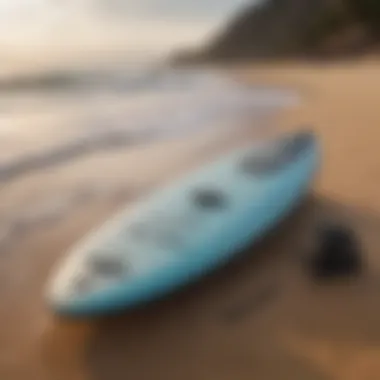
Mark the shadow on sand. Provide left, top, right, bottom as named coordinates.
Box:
left=39, top=194, right=380, bottom=380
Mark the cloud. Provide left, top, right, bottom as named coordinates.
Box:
left=94, top=0, right=251, bottom=21
left=0, top=0, right=252, bottom=64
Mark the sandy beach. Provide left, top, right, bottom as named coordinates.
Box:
left=1, top=59, right=380, bottom=380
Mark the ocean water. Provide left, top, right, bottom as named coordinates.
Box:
left=0, top=64, right=300, bottom=164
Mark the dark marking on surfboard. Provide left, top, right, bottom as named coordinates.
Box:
left=89, top=256, right=127, bottom=278
left=222, top=284, right=280, bottom=324
left=192, top=188, right=227, bottom=210
left=282, top=130, right=314, bottom=159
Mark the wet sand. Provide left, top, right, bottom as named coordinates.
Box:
left=2, top=60, right=380, bottom=380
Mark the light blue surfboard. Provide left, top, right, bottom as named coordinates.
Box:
left=46, top=130, right=320, bottom=317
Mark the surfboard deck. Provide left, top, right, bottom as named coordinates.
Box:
left=46, top=129, right=320, bottom=316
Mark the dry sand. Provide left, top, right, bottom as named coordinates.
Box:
left=2, top=60, right=380, bottom=380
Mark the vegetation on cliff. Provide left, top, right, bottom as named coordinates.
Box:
left=171, top=0, right=380, bottom=64
left=347, top=0, right=380, bottom=36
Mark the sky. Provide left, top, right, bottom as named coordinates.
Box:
left=0, top=0, right=253, bottom=66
